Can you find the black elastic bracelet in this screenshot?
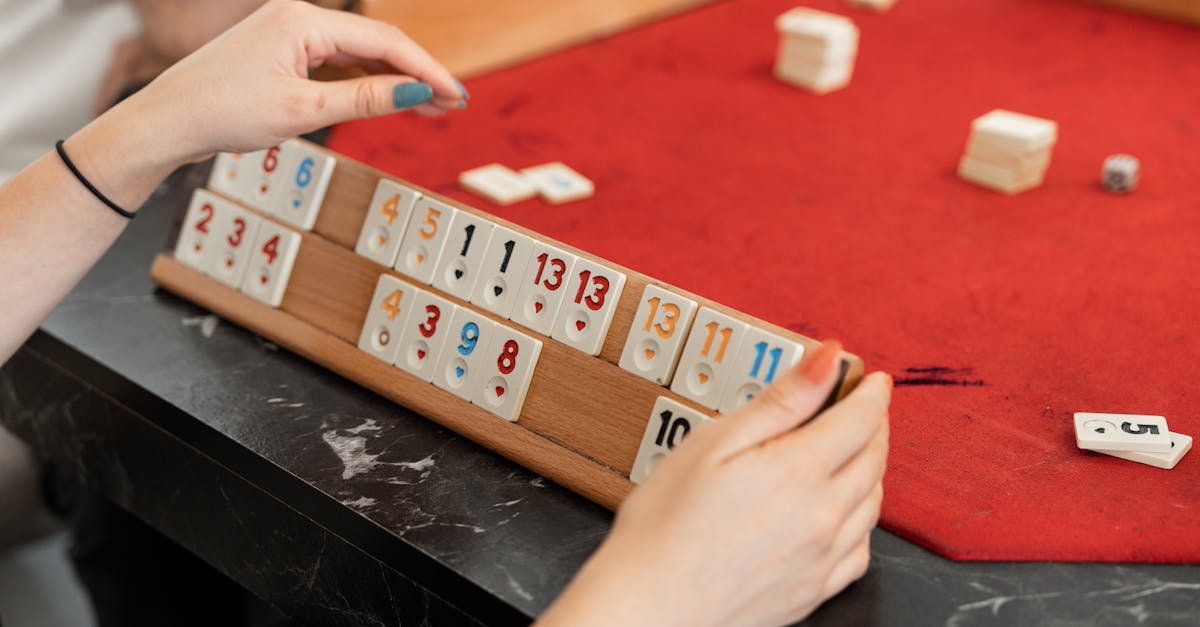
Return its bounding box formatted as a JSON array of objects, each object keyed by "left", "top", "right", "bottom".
[{"left": 55, "top": 140, "right": 135, "bottom": 220}]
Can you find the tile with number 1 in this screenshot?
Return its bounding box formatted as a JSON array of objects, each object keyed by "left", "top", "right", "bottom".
[
  {"left": 630, "top": 397, "right": 713, "bottom": 484},
  {"left": 619, "top": 285, "right": 699, "bottom": 386},
  {"left": 470, "top": 226, "right": 535, "bottom": 320},
  {"left": 717, "top": 328, "right": 804, "bottom": 413},
  {"left": 354, "top": 179, "right": 420, "bottom": 267},
  {"left": 471, "top": 324, "right": 543, "bottom": 422},
  {"left": 357, "top": 274, "right": 417, "bottom": 364},
  {"left": 393, "top": 290, "right": 458, "bottom": 382},
  {"left": 511, "top": 242, "right": 578, "bottom": 335},
  {"left": 270, "top": 140, "right": 335, "bottom": 231},
  {"left": 239, "top": 221, "right": 302, "bottom": 308},
  {"left": 432, "top": 307, "right": 498, "bottom": 401},
  {"left": 203, "top": 202, "right": 262, "bottom": 288},
  {"left": 395, "top": 197, "right": 457, "bottom": 284},
  {"left": 669, "top": 308, "right": 748, "bottom": 410},
  {"left": 550, "top": 258, "right": 626, "bottom": 355},
  {"left": 431, "top": 211, "right": 494, "bottom": 301}
]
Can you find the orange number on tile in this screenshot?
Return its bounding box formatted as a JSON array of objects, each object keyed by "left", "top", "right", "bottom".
[
  {"left": 700, "top": 322, "right": 732, "bottom": 363},
  {"left": 381, "top": 290, "right": 403, "bottom": 321},
  {"left": 380, "top": 195, "right": 400, "bottom": 225},
  {"left": 419, "top": 208, "right": 441, "bottom": 239}
]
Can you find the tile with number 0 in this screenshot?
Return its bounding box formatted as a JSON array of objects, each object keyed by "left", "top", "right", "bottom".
[
  {"left": 511, "top": 242, "right": 578, "bottom": 335},
  {"left": 431, "top": 211, "right": 494, "bottom": 301},
  {"left": 356, "top": 274, "right": 417, "bottom": 364},
  {"left": 630, "top": 397, "right": 713, "bottom": 484},
  {"left": 174, "top": 189, "right": 228, "bottom": 273},
  {"left": 669, "top": 308, "right": 748, "bottom": 410},
  {"left": 395, "top": 197, "right": 457, "bottom": 284},
  {"left": 207, "top": 152, "right": 249, "bottom": 202},
  {"left": 203, "top": 202, "right": 262, "bottom": 289},
  {"left": 354, "top": 179, "right": 420, "bottom": 267},
  {"left": 270, "top": 140, "right": 335, "bottom": 231},
  {"left": 393, "top": 290, "right": 458, "bottom": 382},
  {"left": 1074, "top": 413, "right": 1172, "bottom": 453},
  {"left": 432, "top": 307, "right": 497, "bottom": 401},
  {"left": 239, "top": 146, "right": 285, "bottom": 211},
  {"left": 471, "top": 324, "right": 542, "bottom": 422},
  {"left": 239, "top": 221, "right": 302, "bottom": 308},
  {"left": 550, "top": 258, "right": 626, "bottom": 355},
  {"left": 717, "top": 328, "right": 805, "bottom": 413},
  {"left": 619, "top": 285, "right": 699, "bottom": 386},
  {"left": 470, "top": 226, "right": 535, "bottom": 320}
]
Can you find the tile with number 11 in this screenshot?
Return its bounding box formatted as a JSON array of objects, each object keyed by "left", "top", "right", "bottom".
[
  {"left": 716, "top": 328, "right": 804, "bottom": 413},
  {"left": 670, "top": 308, "right": 748, "bottom": 410}
]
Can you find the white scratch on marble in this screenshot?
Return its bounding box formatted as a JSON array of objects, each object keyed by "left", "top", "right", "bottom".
[
  {"left": 342, "top": 497, "right": 378, "bottom": 509},
  {"left": 498, "top": 565, "right": 534, "bottom": 602},
  {"left": 267, "top": 397, "right": 285, "bottom": 404},
  {"left": 322, "top": 431, "right": 383, "bottom": 480},
  {"left": 494, "top": 499, "right": 523, "bottom": 508},
  {"left": 286, "top": 402, "right": 304, "bottom": 408},
  {"left": 346, "top": 419, "right": 382, "bottom": 434},
  {"left": 529, "top": 478, "right": 546, "bottom": 488},
  {"left": 396, "top": 454, "right": 435, "bottom": 472},
  {"left": 181, "top": 314, "right": 220, "bottom": 338}
]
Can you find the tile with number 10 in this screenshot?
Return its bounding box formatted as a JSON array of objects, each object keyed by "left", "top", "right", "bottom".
[
  {"left": 630, "top": 396, "right": 713, "bottom": 484},
  {"left": 551, "top": 258, "right": 626, "bottom": 355},
  {"left": 432, "top": 308, "right": 498, "bottom": 401}
]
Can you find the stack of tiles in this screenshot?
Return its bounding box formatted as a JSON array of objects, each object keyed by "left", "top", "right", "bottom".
[
  {"left": 958, "top": 109, "right": 1057, "bottom": 195},
  {"left": 774, "top": 8, "right": 859, "bottom": 94},
  {"left": 1074, "top": 412, "right": 1192, "bottom": 470}
]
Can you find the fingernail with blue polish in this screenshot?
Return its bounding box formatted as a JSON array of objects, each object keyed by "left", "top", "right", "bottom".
[
  {"left": 393, "top": 82, "right": 434, "bottom": 109},
  {"left": 454, "top": 78, "right": 470, "bottom": 100}
]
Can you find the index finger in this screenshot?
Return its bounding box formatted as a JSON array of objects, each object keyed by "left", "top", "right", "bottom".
[{"left": 795, "top": 371, "right": 892, "bottom": 475}]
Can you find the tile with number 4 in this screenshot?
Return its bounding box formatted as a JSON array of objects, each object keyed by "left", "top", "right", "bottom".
[
  {"left": 717, "top": 328, "right": 805, "bottom": 413},
  {"left": 393, "top": 290, "right": 458, "bottom": 382},
  {"left": 395, "top": 197, "right": 457, "bottom": 284},
  {"left": 239, "top": 221, "right": 302, "bottom": 308},
  {"left": 470, "top": 226, "right": 534, "bottom": 320},
  {"left": 239, "top": 146, "right": 285, "bottom": 211},
  {"left": 432, "top": 307, "right": 498, "bottom": 401},
  {"left": 204, "top": 202, "right": 262, "bottom": 288},
  {"left": 669, "top": 308, "right": 748, "bottom": 410},
  {"left": 174, "top": 189, "right": 228, "bottom": 273},
  {"left": 1075, "top": 413, "right": 1172, "bottom": 453},
  {"left": 270, "top": 140, "right": 335, "bottom": 231},
  {"left": 354, "top": 179, "right": 420, "bottom": 267},
  {"left": 619, "top": 285, "right": 698, "bottom": 386},
  {"left": 431, "top": 211, "right": 494, "bottom": 301},
  {"left": 357, "top": 275, "right": 417, "bottom": 364},
  {"left": 471, "top": 324, "right": 542, "bottom": 422},
  {"left": 511, "top": 242, "right": 578, "bottom": 335},
  {"left": 630, "top": 397, "right": 713, "bottom": 484},
  {"left": 551, "top": 258, "right": 626, "bottom": 355}
]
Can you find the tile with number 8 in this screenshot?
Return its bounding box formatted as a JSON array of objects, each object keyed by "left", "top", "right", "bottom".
[
  {"left": 204, "top": 202, "right": 262, "bottom": 288},
  {"left": 470, "top": 226, "right": 535, "bottom": 320},
  {"left": 717, "top": 328, "right": 805, "bottom": 413},
  {"left": 471, "top": 324, "right": 543, "bottom": 422},
  {"left": 432, "top": 307, "right": 498, "bottom": 401},
  {"left": 551, "top": 258, "right": 626, "bottom": 355},
  {"left": 431, "top": 211, "right": 494, "bottom": 301},
  {"left": 239, "top": 221, "right": 302, "bottom": 308},
  {"left": 630, "top": 396, "right": 713, "bottom": 484},
  {"left": 511, "top": 242, "right": 578, "bottom": 335},
  {"left": 394, "top": 197, "right": 457, "bottom": 284},
  {"left": 357, "top": 275, "right": 417, "bottom": 364},
  {"left": 619, "top": 285, "right": 698, "bottom": 386},
  {"left": 354, "top": 179, "right": 420, "bottom": 267},
  {"left": 270, "top": 140, "right": 335, "bottom": 231},
  {"left": 393, "top": 290, "right": 458, "bottom": 382},
  {"left": 174, "top": 189, "right": 227, "bottom": 273},
  {"left": 669, "top": 308, "right": 748, "bottom": 410}
]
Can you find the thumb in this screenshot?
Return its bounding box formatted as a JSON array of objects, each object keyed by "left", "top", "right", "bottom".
[
  {"left": 706, "top": 339, "right": 845, "bottom": 460},
  {"left": 312, "top": 76, "right": 434, "bottom": 126}
]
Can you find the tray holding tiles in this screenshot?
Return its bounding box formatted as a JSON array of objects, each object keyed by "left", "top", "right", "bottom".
[{"left": 150, "top": 138, "right": 865, "bottom": 510}]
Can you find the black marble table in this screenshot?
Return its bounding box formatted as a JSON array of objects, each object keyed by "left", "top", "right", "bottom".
[{"left": 1, "top": 165, "right": 1198, "bottom": 626}]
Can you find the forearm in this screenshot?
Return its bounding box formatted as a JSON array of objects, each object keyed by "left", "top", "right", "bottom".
[{"left": 0, "top": 97, "right": 189, "bottom": 364}]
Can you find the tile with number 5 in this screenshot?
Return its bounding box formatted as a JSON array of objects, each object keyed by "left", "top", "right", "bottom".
[
  {"left": 357, "top": 274, "right": 417, "bottom": 364},
  {"left": 470, "top": 226, "right": 535, "bottom": 320},
  {"left": 431, "top": 211, "right": 494, "bottom": 301},
  {"left": 239, "top": 221, "right": 302, "bottom": 308},
  {"left": 271, "top": 140, "right": 335, "bottom": 231},
  {"left": 354, "top": 179, "right": 420, "bottom": 267},
  {"left": 716, "top": 328, "right": 804, "bottom": 413},
  {"left": 432, "top": 307, "right": 497, "bottom": 401},
  {"left": 394, "top": 197, "right": 457, "bottom": 284},
  {"left": 204, "top": 202, "right": 263, "bottom": 289},
  {"left": 551, "top": 258, "right": 626, "bottom": 355},
  {"left": 393, "top": 290, "right": 458, "bottom": 382},
  {"left": 174, "top": 189, "right": 228, "bottom": 273},
  {"left": 630, "top": 397, "right": 713, "bottom": 484},
  {"left": 511, "top": 242, "right": 578, "bottom": 336},
  {"left": 471, "top": 324, "right": 542, "bottom": 422},
  {"left": 669, "top": 308, "right": 748, "bottom": 410},
  {"left": 619, "top": 285, "right": 698, "bottom": 386}
]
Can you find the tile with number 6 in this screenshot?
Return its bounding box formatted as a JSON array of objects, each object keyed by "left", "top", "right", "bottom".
[
  {"left": 511, "top": 242, "right": 578, "bottom": 335},
  {"left": 471, "top": 324, "right": 542, "bottom": 422},
  {"left": 393, "top": 290, "right": 458, "bottom": 382},
  {"left": 470, "top": 226, "right": 534, "bottom": 320},
  {"left": 716, "top": 328, "right": 804, "bottom": 413},
  {"left": 240, "top": 146, "right": 284, "bottom": 211},
  {"left": 357, "top": 275, "right": 417, "bottom": 364},
  {"left": 551, "top": 258, "right": 626, "bottom": 355},
  {"left": 174, "top": 189, "right": 228, "bottom": 273},
  {"left": 669, "top": 308, "right": 748, "bottom": 410},
  {"left": 630, "top": 397, "right": 713, "bottom": 484},
  {"left": 239, "top": 222, "right": 302, "bottom": 308},
  {"left": 354, "top": 179, "right": 420, "bottom": 267},
  {"left": 204, "top": 202, "right": 262, "bottom": 288},
  {"left": 431, "top": 211, "right": 494, "bottom": 301},
  {"left": 619, "top": 285, "right": 699, "bottom": 386},
  {"left": 271, "top": 140, "right": 335, "bottom": 231},
  {"left": 432, "top": 307, "right": 497, "bottom": 401},
  {"left": 395, "top": 197, "right": 457, "bottom": 284}
]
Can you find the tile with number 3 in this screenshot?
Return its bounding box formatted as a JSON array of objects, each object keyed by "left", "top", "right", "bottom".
[
  {"left": 716, "top": 328, "right": 804, "bottom": 413},
  {"left": 511, "top": 242, "right": 578, "bottom": 335},
  {"left": 357, "top": 275, "right": 417, "bottom": 364},
  {"left": 619, "top": 285, "right": 699, "bottom": 386},
  {"left": 470, "top": 226, "right": 534, "bottom": 320},
  {"left": 393, "top": 290, "right": 458, "bottom": 382},
  {"left": 432, "top": 307, "right": 497, "bottom": 401},
  {"left": 204, "top": 202, "right": 262, "bottom": 289},
  {"left": 239, "top": 221, "right": 302, "bottom": 308},
  {"left": 395, "top": 197, "right": 457, "bottom": 284},
  {"left": 669, "top": 308, "right": 748, "bottom": 410},
  {"left": 432, "top": 211, "right": 494, "bottom": 301},
  {"left": 630, "top": 397, "right": 713, "bottom": 484},
  {"left": 354, "top": 179, "right": 420, "bottom": 267},
  {"left": 471, "top": 324, "right": 542, "bottom": 422},
  {"left": 551, "top": 258, "right": 626, "bottom": 355},
  {"left": 270, "top": 140, "right": 335, "bottom": 231}
]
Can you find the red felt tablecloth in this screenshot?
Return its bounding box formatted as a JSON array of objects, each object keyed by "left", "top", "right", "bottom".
[{"left": 329, "top": 0, "right": 1200, "bottom": 562}]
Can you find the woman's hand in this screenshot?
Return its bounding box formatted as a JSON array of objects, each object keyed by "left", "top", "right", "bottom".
[{"left": 539, "top": 341, "right": 891, "bottom": 627}]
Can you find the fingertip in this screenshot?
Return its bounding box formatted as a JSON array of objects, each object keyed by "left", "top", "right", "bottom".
[{"left": 801, "top": 340, "right": 843, "bottom": 385}]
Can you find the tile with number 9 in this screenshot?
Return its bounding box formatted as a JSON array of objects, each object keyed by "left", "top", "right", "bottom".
[
  {"left": 271, "top": 140, "right": 335, "bottom": 231},
  {"left": 394, "top": 197, "right": 458, "bottom": 284},
  {"left": 511, "top": 242, "right": 578, "bottom": 336},
  {"left": 471, "top": 324, "right": 542, "bottom": 422},
  {"left": 432, "top": 211, "right": 495, "bottom": 301},
  {"left": 619, "top": 285, "right": 699, "bottom": 386},
  {"left": 393, "top": 290, "right": 458, "bottom": 382},
  {"left": 239, "top": 221, "right": 302, "bottom": 308},
  {"left": 669, "top": 307, "right": 748, "bottom": 410},
  {"left": 630, "top": 396, "right": 713, "bottom": 484},
  {"left": 432, "top": 307, "right": 498, "bottom": 401},
  {"left": 551, "top": 258, "right": 626, "bottom": 355},
  {"left": 716, "top": 327, "right": 804, "bottom": 413},
  {"left": 204, "top": 202, "right": 262, "bottom": 289},
  {"left": 354, "top": 179, "right": 420, "bottom": 267},
  {"left": 357, "top": 274, "right": 417, "bottom": 364},
  {"left": 470, "top": 226, "right": 535, "bottom": 320}
]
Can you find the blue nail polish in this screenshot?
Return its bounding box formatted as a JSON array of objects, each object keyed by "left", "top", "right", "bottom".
[
  {"left": 393, "top": 82, "right": 433, "bottom": 109},
  {"left": 454, "top": 78, "right": 470, "bottom": 100}
]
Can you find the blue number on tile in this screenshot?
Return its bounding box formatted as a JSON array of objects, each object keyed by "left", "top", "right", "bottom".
[{"left": 749, "top": 341, "right": 783, "bottom": 384}]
